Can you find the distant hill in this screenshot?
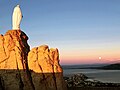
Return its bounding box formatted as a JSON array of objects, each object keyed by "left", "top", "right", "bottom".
[
  {"left": 96, "top": 63, "right": 120, "bottom": 70},
  {"left": 106, "top": 60, "right": 120, "bottom": 64},
  {"left": 62, "top": 64, "right": 107, "bottom": 69},
  {"left": 62, "top": 63, "right": 120, "bottom": 70}
]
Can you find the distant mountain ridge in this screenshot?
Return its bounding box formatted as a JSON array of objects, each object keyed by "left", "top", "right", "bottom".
[
  {"left": 105, "top": 60, "right": 120, "bottom": 64},
  {"left": 62, "top": 63, "right": 120, "bottom": 70},
  {"left": 96, "top": 63, "right": 120, "bottom": 70}
]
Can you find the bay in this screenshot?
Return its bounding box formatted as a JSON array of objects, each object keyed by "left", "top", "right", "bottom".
[{"left": 63, "top": 68, "right": 120, "bottom": 83}]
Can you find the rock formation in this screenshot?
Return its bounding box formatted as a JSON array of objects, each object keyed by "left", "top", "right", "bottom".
[
  {"left": 0, "top": 30, "right": 67, "bottom": 90},
  {"left": 0, "top": 30, "right": 34, "bottom": 90},
  {"left": 0, "top": 30, "right": 29, "bottom": 69},
  {"left": 28, "top": 45, "right": 66, "bottom": 90}
]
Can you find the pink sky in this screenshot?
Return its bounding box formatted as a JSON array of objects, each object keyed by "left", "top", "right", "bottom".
[{"left": 60, "top": 46, "right": 120, "bottom": 65}]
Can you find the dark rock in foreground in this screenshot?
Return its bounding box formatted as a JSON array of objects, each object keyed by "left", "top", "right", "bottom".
[
  {"left": 68, "top": 87, "right": 120, "bottom": 90},
  {"left": 64, "top": 73, "right": 120, "bottom": 88}
]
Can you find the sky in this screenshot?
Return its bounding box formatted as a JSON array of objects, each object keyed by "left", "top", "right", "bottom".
[{"left": 0, "top": 0, "right": 120, "bottom": 65}]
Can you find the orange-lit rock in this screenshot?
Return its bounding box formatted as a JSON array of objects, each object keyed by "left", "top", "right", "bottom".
[
  {"left": 28, "top": 45, "right": 66, "bottom": 90},
  {"left": 0, "top": 30, "right": 34, "bottom": 90},
  {"left": 0, "top": 30, "right": 67, "bottom": 90},
  {"left": 28, "top": 45, "right": 62, "bottom": 73},
  {"left": 0, "top": 30, "right": 29, "bottom": 69}
]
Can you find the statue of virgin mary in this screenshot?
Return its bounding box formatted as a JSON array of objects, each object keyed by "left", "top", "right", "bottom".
[{"left": 12, "top": 5, "right": 23, "bottom": 30}]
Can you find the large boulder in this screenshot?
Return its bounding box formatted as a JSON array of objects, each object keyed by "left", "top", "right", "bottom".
[{"left": 28, "top": 45, "right": 67, "bottom": 90}]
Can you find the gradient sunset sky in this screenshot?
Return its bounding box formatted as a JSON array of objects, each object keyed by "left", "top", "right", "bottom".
[{"left": 0, "top": 0, "right": 120, "bottom": 65}]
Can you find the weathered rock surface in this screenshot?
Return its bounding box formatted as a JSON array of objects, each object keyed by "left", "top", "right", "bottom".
[
  {"left": 28, "top": 45, "right": 62, "bottom": 73},
  {"left": 0, "top": 30, "right": 34, "bottom": 90},
  {"left": 28, "top": 45, "right": 66, "bottom": 90},
  {"left": 0, "top": 30, "right": 29, "bottom": 69},
  {"left": 0, "top": 30, "right": 67, "bottom": 90}
]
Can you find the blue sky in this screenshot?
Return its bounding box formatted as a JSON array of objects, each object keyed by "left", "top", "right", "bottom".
[{"left": 0, "top": 0, "right": 120, "bottom": 64}]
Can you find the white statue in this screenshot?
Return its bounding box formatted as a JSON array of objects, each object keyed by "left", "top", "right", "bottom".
[{"left": 12, "top": 5, "right": 23, "bottom": 30}]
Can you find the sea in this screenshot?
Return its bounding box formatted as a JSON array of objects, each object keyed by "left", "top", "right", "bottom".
[{"left": 62, "top": 65, "right": 120, "bottom": 83}]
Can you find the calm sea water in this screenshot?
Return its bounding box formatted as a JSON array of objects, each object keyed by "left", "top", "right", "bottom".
[{"left": 63, "top": 68, "right": 120, "bottom": 83}]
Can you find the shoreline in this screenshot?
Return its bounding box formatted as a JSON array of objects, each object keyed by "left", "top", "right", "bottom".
[
  {"left": 63, "top": 68, "right": 120, "bottom": 83},
  {"left": 64, "top": 73, "right": 120, "bottom": 89},
  {"left": 68, "top": 87, "right": 120, "bottom": 90}
]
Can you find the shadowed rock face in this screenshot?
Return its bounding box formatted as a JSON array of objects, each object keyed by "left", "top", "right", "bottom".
[{"left": 0, "top": 30, "right": 67, "bottom": 90}]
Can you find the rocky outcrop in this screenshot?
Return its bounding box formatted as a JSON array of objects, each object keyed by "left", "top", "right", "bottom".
[
  {"left": 28, "top": 45, "right": 66, "bottom": 90},
  {"left": 0, "top": 30, "right": 29, "bottom": 69},
  {"left": 0, "top": 30, "right": 66, "bottom": 90},
  {"left": 0, "top": 30, "right": 34, "bottom": 90},
  {"left": 28, "top": 45, "right": 62, "bottom": 73}
]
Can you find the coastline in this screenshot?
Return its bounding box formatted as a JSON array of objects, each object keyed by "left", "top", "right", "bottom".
[
  {"left": 68, "top": 87, "right": 120, "bottom": 90},
  {"left": 62, "top": 64, "right": 120, "bottom": 83},
  {"left": 64, "top": 73, "right": 120, "bottom": 90},
  {"left": 62, "top": 64, "right": 120, "bottom": 89}
]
